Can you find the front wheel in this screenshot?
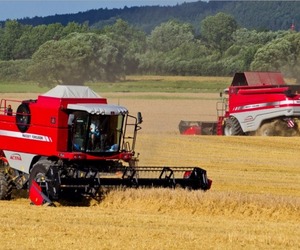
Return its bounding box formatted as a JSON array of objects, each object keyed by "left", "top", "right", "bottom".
[
  {"left": 28, "top": 162, "right": 58, "bottom": 205},
  {"left": 28, "top": 163, "right": 48, "bottom": 194},
  {"left": 224, "top": 117, "right": 244, "bottom": 136}
]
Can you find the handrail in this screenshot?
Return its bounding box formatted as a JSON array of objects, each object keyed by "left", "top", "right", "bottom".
[{"left": 0, "top": 98, "right": 22, "bottom": 116}]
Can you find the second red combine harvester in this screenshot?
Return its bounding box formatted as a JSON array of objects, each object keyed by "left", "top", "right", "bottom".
[
  {"left": 219, "top": 71, "right": 300, "bottom": 136},
  {"left": 0, "top": 86, "right": 211, "bottom": 205},
  {"left": 179, "top": 71, "right": 300, "bottom": 136}
]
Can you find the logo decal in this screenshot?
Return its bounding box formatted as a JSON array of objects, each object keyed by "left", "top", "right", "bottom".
[
  {"left": 0, "top": 130, "right": 52, "bottom": 142},
  {"left": 10, "top": 154, "right": 22, "bottom": 161}
]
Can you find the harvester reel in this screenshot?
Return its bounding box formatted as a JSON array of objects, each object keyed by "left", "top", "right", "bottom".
[{"left": 224, "top": 117, "right": 244, "bottom": 136}]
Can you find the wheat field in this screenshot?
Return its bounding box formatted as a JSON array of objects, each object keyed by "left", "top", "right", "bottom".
[{"left": 0, "top": 92, "right": 299, "bottom": 249}]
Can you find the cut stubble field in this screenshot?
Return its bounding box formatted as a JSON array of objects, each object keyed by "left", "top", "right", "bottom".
[{"left": 0, "top": 91, "right": 299, "bottom": 249}]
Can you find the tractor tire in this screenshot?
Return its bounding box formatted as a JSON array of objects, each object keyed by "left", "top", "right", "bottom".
[
  {"left": 224, "top": 117, "right": 244, "bottom": 136},
  {"left": 0, "top": 172, "right": 13, "bottom": 200}
]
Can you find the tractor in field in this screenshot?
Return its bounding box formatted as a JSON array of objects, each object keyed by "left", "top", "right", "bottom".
[
  {"left": 0, "top": 85, "right": 211, "bottom": 205},
  {"left": 180, "top": 71, "right": 300, "bottom": 136}
]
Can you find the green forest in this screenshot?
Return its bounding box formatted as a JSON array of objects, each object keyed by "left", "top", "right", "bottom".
[
  {"left": 0, "top": 1, "right": 300, "bottom": 86},
  {"left": 7, "top": 1, "right": 300, "bottom": 33}
]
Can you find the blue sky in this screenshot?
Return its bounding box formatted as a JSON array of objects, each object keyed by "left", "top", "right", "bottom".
[{"left": 0, "top": 1, "right": 198, "bottom": 21}]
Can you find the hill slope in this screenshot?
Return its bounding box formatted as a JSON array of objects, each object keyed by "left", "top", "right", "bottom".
[{"left": 10, "top": 1, "right": 300, "bottom": 33}]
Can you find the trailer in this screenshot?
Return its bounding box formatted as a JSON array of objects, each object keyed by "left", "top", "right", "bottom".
[{"left": 0, "top": 86, "right": 211, "bottom": 205}]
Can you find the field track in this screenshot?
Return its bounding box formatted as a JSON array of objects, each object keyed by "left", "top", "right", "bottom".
[{"left": 0, "top": 92, "right": 299, "bottom": 249}]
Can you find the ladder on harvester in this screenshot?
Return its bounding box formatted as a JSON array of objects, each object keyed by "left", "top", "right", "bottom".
[{"left": 216, "top": 95, "right": 228, "bottom": 135}]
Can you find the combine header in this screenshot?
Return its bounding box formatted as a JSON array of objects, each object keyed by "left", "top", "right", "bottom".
[
  {"left": 0, "top": 86, "right": 211, "bottom": 205},
  {"left": 179, "top": 120, "right": 217, "bottom": 135}
]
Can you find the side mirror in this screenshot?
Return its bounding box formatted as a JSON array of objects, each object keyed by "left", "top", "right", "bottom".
[{"left": 137, "top": 112, "right": 143, "bottom": 124}]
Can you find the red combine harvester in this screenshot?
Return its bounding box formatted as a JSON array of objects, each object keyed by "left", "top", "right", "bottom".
[
  {"left": 219, "top": 71, "right": 300, "bottom": 136},
  {"left": 179, "top": 71, "right": 300, "bottom": 136},
  {"left": 0, "top": 86, "right": 211, "bottom": 205}
]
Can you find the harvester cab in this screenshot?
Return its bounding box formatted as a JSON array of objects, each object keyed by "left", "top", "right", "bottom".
[
  {"left": 70, "top": 110, "right": 126, "bottom": 153},
  {"left": 0, "top": 85, "right": 211, "bottom": 205},
  {"left": 67, "top": 105, "right": 142, "bottom": 163}
]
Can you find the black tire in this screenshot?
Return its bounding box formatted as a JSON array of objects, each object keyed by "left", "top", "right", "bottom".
[
  {"left": 29, "top": 161, "right": 61, "bottom": 202},
  {"left": 28, "top": 163, "right": 49, "bottom": 193},
  {"left": 256, "top": 122, "right": 276, "bottom": 136},
  {"left": 0, "top": 172, "right": 13, "bottom": 200},
  {"left": 256, "top": 119, "right": 299, "bottom": 136},
  {"left": 224, "top": 117, "right": 244, "bottom": 136}
]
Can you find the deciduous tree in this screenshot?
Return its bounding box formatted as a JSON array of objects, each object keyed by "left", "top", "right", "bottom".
[
  {"left": 148, "top": 20, "right": 194, "bottom": 52},
  {"left": 0, "top": 20, "right": 24, "bottom": 60},
  {"left": 251, "top": 32, "right": 300, "bottom": 81},
  {"left": 30, "top": 32, "right": 124, "bottom": 86},
  {"left": 200, "top": 12, "right": 238, "bottom": 56},
  {"left": 103, "top": 19, "right": 147, "bottom": 74}
]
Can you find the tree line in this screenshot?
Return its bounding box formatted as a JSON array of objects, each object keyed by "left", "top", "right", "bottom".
[
  {"left": 10, "top": 1, "right": 300, "bottom": 34},
  {"left": 0, "top": 13, "right": 299, "bottom": 86}
]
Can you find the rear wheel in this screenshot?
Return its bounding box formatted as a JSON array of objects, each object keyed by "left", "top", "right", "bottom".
[
  {"left": 256, "top": 122, "right": 276, "bottom": 136},
  {"left": 256, "top": 119, "right": 300, "bottom": 136},
  {"left": 224, "top": 117, "right": 244, "bottom": 136},
  {"left": 0, "top": 172, "right": 13, "bottom": 200}
]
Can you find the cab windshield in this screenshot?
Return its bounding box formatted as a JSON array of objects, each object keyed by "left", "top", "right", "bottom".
[{"left": 70, "top": 111, "right": 124, "bottom": 153}]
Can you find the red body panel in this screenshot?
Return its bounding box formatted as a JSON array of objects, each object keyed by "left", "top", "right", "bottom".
[
  {"left": 227, "top": 86, "right": 295, "bottom": 114},
  {"left": 226, "top": 72, "right": 300, "bottom": 115},
  {"left": 0, "top": 95, "right": 107, "bottom": 157}
]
